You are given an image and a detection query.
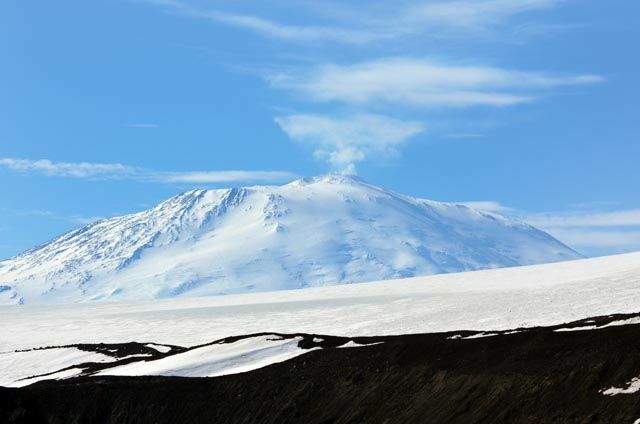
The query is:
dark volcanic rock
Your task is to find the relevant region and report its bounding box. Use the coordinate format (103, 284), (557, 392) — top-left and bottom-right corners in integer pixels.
(3, 314), (640, 423)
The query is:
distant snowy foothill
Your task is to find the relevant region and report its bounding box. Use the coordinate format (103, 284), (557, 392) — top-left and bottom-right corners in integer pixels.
(0, 174), (582, 305)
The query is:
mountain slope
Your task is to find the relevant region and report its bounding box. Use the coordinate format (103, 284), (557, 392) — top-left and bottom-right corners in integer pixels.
(0, 174), (581, 305)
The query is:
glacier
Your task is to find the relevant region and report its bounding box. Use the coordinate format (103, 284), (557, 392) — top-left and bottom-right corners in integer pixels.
(0, 174), (581, 305)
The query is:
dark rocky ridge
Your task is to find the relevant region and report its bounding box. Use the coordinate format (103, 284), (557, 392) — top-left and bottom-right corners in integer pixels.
(3, 313), (640, 423)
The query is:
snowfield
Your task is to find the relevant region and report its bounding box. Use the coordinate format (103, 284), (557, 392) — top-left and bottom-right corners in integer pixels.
(1, 251), (640, 387)
(0, 174), (580, 305)
(1, 251), (638, 354)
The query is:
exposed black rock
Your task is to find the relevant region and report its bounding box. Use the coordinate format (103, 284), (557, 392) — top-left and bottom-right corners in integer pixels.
(3, 313), (640, 423)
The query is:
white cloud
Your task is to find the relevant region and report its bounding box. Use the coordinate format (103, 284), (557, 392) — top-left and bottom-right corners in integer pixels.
(459, 201), (515, 213)
(141, 1), (602, 171)
(0, 158), (295, 185)
(269, 58), (603, 108)
(275, 114), (424, 170)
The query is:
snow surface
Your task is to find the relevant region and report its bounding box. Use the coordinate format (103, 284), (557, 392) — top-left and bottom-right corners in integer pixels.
(1, 252), (638, 353)
(145, 343), (172, 354)
(14, 368), (84, 387)
(555, 316), (640, 332)
(459, 333), (498, 339)
(602, 377), (640, 396)
(0, 174), (580, 305)
(554, 325), (599, 332)
(96, 336), (314, 378)
(0, 348), (115, 387)
(338, 341), (384, 348)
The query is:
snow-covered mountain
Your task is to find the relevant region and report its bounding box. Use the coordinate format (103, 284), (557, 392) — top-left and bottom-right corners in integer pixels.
(0, 174), (581, 305)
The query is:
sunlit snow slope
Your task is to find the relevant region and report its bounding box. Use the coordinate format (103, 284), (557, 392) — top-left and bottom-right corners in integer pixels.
(0, 252), (638, 353)
(0, 174), (580, 305)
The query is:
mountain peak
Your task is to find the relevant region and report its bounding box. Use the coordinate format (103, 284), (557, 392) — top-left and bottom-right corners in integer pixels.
(0, 178), (582, 305)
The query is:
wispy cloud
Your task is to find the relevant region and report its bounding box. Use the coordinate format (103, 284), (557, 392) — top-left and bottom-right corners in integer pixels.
(0, 158), (295, 185)
(526, 209), (640, 228)
(269, 58), (603, 108)
(405, 0), (564, 30)
(461, 201), (640, 254)
(446, 133), (486, 139)
(143, 0), (567, 44)
(0, 158), (137, 179)
(275, 114), (424, 171)
(540, 228), (640, 249)
(14, 210), (56, 217)
(207, 12), (388, 44)
(142, 0), (391, 44)
(459, 201), (515, 213)
(70, 216), (107, 225)
(160, 170), (297, 184)
(525, 208), (640, 254)
(3, 208), (108, 227)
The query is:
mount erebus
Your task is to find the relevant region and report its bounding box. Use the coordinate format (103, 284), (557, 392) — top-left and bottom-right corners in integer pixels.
(0, 174), (581, 305)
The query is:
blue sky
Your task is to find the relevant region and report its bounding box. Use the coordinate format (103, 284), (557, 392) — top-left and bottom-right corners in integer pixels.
(1, 0), (639, 259)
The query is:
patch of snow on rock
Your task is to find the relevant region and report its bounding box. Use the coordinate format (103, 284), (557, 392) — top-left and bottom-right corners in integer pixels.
(97, 336), (316, 378)
(602, 377), (640, 396)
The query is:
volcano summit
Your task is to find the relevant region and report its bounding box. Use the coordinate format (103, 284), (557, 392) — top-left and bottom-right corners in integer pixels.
(0, 175), (580, 305)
